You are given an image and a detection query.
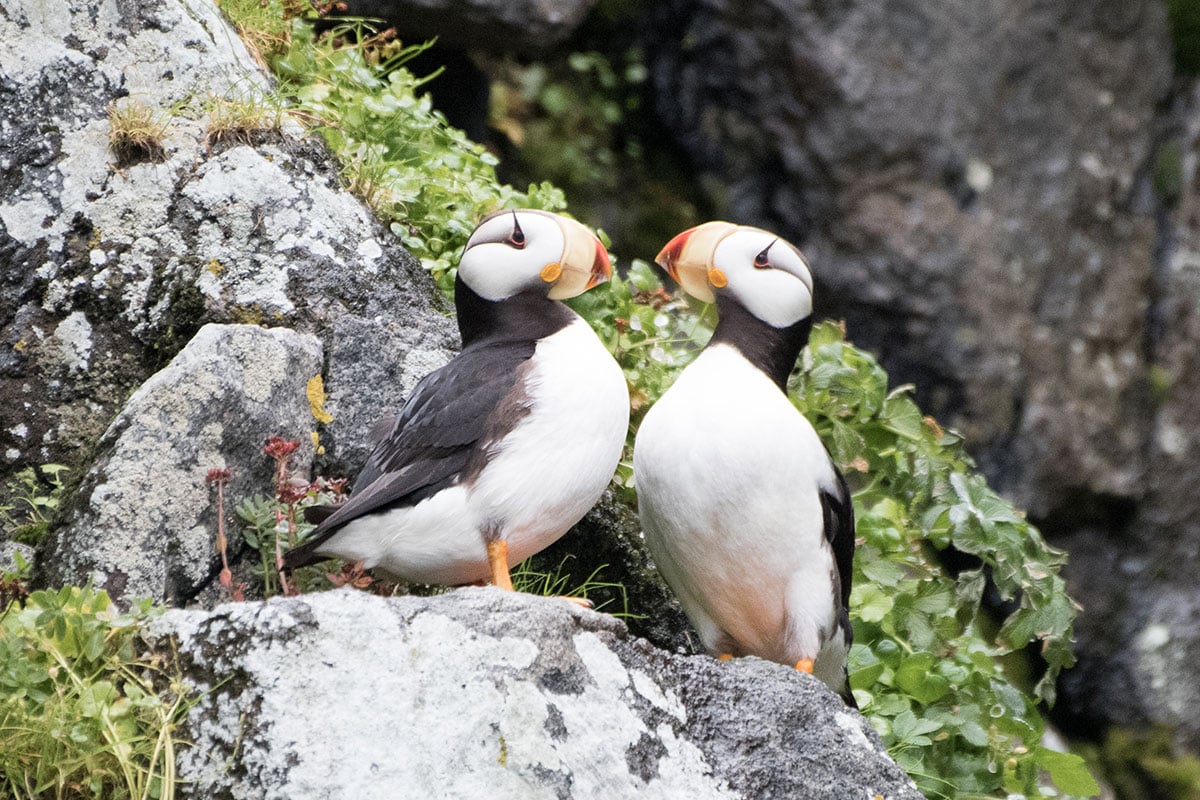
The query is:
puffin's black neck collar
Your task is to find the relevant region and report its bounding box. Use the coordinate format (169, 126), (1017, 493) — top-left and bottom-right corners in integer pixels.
(708, 295), (813, 390)
(455, 273), (576, 349)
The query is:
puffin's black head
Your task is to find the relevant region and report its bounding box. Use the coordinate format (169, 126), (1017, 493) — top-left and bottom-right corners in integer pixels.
(655, 221), (814, 327)
(458, 209), (611, 302)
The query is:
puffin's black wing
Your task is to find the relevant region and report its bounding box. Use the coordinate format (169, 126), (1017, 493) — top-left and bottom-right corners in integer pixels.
(820, 463), (858, 708)
(282, 341), (536, 569)
(820, 465), (855, 611)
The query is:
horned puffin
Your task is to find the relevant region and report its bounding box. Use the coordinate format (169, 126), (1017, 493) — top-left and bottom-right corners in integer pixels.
(633, 221), (857, 705)
(284, 209), (629, 593)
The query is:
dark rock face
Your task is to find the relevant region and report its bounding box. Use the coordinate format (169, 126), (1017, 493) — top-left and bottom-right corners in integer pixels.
(1054, 80), (1200, 748)
(336, 0), (599, 54)
(153, 588), (923, 800)
(644, 0), (1200, 746)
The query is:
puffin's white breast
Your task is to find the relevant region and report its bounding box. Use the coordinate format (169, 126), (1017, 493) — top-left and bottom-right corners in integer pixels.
(634, 344), (839, 663)
(470, 315), (629, 562)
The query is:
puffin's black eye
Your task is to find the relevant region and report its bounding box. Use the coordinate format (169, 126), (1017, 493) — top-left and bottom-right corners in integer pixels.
(753, 242), (773, 269)
(507, 212), (526, 249)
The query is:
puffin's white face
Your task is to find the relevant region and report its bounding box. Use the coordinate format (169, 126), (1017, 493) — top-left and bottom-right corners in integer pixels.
(655, 221), (814, 328)
(458, 209), (612, 302)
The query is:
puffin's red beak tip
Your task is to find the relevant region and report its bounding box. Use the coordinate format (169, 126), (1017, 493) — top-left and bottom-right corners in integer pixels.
(656, 229), (694, 282)
(588, 238), (612, 288)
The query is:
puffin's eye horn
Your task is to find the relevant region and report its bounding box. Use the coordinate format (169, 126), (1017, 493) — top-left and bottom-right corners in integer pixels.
(507, 212), (527, 249)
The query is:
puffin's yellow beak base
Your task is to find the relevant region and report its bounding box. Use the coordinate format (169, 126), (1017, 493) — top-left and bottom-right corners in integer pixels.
(546, 216), (612, 300)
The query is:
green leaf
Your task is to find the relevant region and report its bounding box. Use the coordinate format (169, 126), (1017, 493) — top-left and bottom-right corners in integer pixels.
(892, 710), (943, 747)
(1035, 746), (1101, 796)
(853, 584), (894, 623)
(895, 653), (952, 704)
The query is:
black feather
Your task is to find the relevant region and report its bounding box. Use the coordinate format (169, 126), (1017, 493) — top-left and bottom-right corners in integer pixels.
(821, 465), (858, 708)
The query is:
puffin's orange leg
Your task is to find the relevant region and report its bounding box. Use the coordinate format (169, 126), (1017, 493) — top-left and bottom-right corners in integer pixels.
(487, 540), (515, 591)
(486, 540), (592, 607)
(718, 654), (734, 662)
(795, 658), (814, 674)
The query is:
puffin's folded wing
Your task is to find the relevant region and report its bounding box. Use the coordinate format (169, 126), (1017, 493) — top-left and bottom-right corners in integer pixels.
(282, 342), (535, 569)
(819, 465), (855, 611)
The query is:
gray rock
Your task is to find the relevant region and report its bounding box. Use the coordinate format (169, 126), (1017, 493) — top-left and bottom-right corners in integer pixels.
(40, 324), (322, 604)
(152, 587), (921, 800)
(1, 0), (458, 603)
(338, 0), (599, 53)
(1, 539), (34, 574)
(0, 0), (456, 511)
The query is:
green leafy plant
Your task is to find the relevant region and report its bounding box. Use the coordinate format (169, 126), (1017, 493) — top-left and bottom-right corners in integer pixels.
(0, 586), (188, 800)
(1, 464), (69, 546)
(790, 322), (1090, 798)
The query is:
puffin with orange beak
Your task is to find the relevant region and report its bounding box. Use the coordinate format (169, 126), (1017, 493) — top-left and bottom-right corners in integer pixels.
(634, 221), (857, 706)
(285, 210), (628, 592)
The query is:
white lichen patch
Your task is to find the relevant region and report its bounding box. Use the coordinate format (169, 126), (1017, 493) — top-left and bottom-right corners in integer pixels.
(49, 311), (94, 373)
(630, 668), (687, 722)
(833, 710), (876, 753)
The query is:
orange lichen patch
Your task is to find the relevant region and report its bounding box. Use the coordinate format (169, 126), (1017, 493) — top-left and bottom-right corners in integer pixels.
(306, 375), (334, 424)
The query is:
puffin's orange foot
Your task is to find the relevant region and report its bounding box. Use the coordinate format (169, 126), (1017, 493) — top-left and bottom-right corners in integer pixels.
(557, 596), (594, 609)
(795, 658), (814, 674)
(486, 540), (515, 592)
(718, 653), (734, 662)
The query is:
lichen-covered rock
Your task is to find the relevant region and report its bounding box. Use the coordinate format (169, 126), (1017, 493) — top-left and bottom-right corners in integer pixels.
(39, 324), (321, 603)
(0, 0), (456, 506)
(153, 588), (921, 800)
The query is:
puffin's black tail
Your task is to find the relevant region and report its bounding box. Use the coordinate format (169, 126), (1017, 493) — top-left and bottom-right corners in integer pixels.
(840, 671), (859, 710)
(279, 505), (340, 571)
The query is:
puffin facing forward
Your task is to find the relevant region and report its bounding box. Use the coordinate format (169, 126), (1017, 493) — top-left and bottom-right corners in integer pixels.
(634, 221), (857, 705)
(284, 210), (629, 592)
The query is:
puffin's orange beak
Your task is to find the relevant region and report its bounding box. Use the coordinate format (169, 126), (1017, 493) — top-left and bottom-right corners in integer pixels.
(655, 228), (693, 284)
(587, 237), (612, 290)
(547, 216), (611, 300)
(654, 221), (739, 304)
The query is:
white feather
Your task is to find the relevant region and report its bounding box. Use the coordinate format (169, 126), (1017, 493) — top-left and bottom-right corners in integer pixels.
(321, 316), (628, 584)
(634, 344), (844, 678)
